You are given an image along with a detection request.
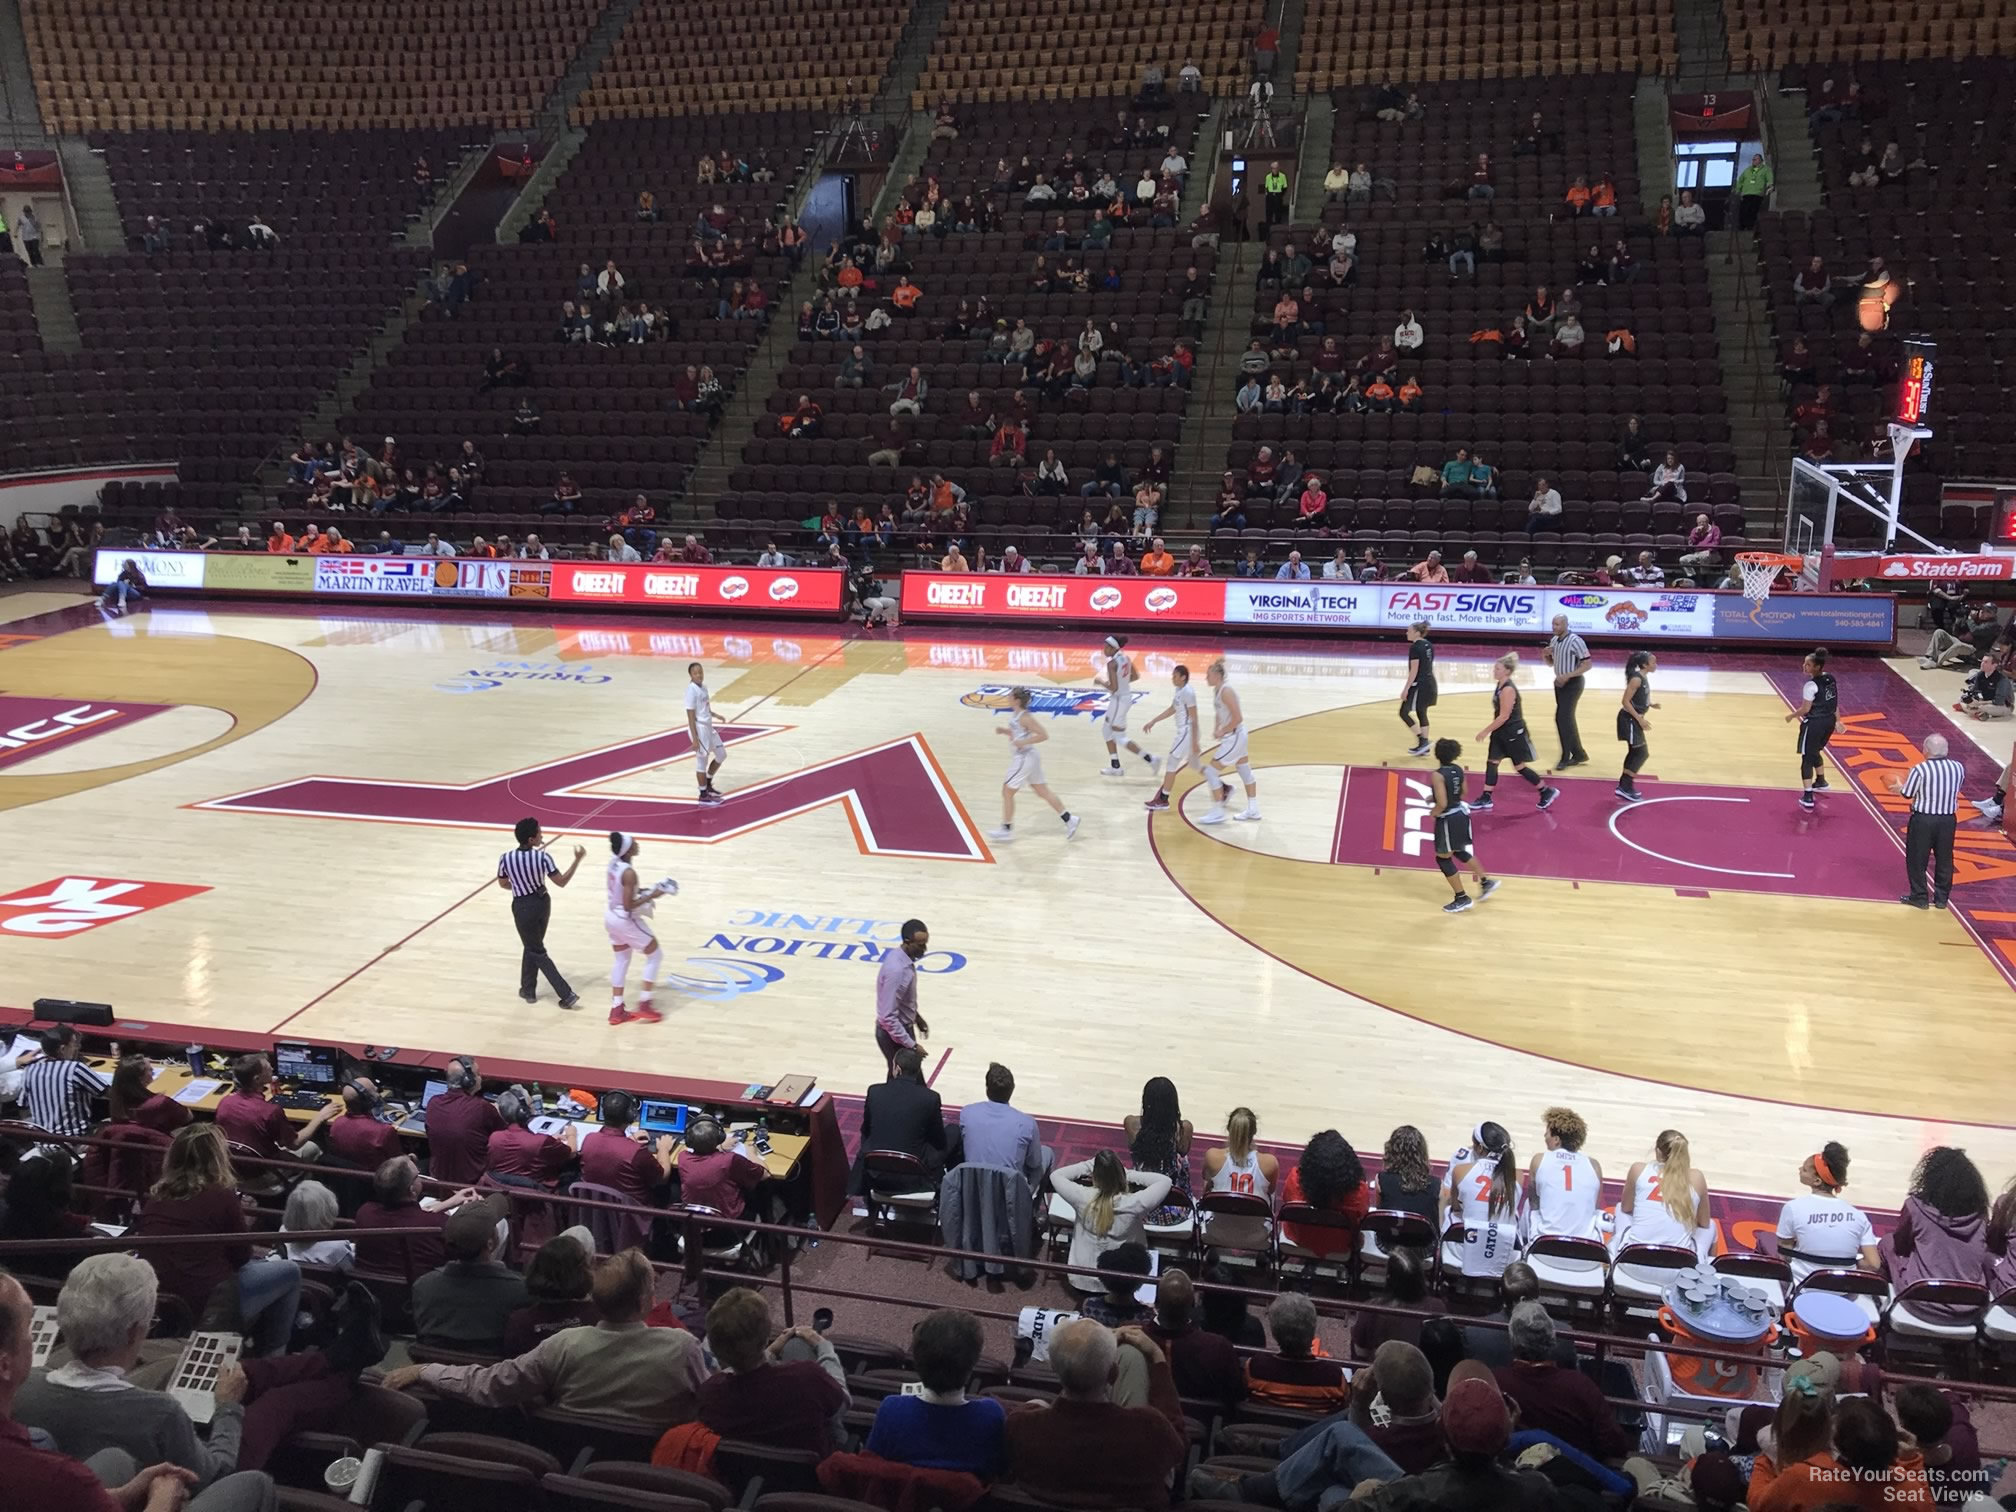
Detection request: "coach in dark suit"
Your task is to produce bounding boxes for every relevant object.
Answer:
[850,1047,948,1193]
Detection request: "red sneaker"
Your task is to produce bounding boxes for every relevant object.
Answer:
[608,1005,633,1025]
[630,1002,664,1024]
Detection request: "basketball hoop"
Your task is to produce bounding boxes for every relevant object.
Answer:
[1735,551,1802,604]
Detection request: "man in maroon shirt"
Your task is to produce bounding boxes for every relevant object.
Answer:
[1492,1303,1631,1462]
[215,1053,337,1175]
[422,1057,503,1185]
[1003,1318,1187,1507]
[322,1077,406,1170]
[673,1115,767,1217]
[484,1085,578,1187]
[1143,1269,1245,1406]
[696,1287,849,1452]
[578,1091,673,1204]
[354,1155,465,1275]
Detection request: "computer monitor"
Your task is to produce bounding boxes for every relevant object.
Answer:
[272,1041,342,1088]
[420,1079,448,1108]
[639,1100,689,1136]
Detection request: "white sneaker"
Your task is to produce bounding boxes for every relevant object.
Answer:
[1978,799,2004,823]
[1234,806,1262,822]
[1199,805,1229,824]
[1145,754,1162,775]
[1099,766,1124,778]
[1063,814,1081,839]
[986,825,1015,841]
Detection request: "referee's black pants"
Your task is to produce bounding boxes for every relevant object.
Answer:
[1904,812,1957,906]
[512,892,575,998]
[1554,675,1588,763]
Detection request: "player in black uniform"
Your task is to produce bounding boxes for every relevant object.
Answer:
[1784,647,1838,811]
[1615,649,1658,802]
[1399,620,1438,757]
[1471,652,1560,812]
[1431,738,1499,913]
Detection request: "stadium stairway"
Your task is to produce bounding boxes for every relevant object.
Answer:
[548,0,648,130]
[1169,239,1254,530]
[1671,0,1730,88]
[1763,83,1823,212]
[883,0,950,116]
[1289,92,1333,223]
[54,138,123,251]
[24,263,77,351]
[496,126,589,243]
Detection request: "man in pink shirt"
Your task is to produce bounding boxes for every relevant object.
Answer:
[579,1091,674,1204]
[674,1115,768,1218]
[215,1053,337,1169]
[1410,550,1451,583]
[1679,514,1723,573]
[873,919,931,1067]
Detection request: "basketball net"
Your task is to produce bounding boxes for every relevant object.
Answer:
[1735,553,1799,604]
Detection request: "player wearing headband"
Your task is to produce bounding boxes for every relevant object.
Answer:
[605,831,677,1025]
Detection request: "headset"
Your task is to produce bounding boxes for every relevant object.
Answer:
[686,1114,726,1153]
[495,1084,535,1126]
[340,1075,378,1114]
[599,1089,637,1128]
[445,1056,481,1094]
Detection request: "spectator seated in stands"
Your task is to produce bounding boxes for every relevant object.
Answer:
[1616,415,1653,472]
[278,1180,352,1271]
[1212,475,1247,532]
[497,1234,601,1355]
[0,1151,94,1274]
[1494,1303,1630,1462]
[1841,331,1885,386]
[1524,478,1563,536]
[1001,1318,1186,1508]
[1644,450,1687,503]
[542,472,582,515]
[1679,515,1723,571]
[1673,189,1707,234]
[14,1252,262,1486]
[1449,550,1490,584]
[412,1196,523,1355]
[1550,313,1585,358]
[1246,1292,1348,1412]
[215,1051,336,1177]
[694,1287,848,1452]
[782,394,823,439]
[486,1082,577,1189]
[1410,550,1450,584]
[387,1247,703,1427]
[676,1111,769,1222]
[1081,1240,1157,1328]
[1296,477,1331,530]
[1081,451,1132,499]
[1749,1394,1933,1512]
[1893,1384,1983,1508]
[478,348,528,393]
[352,1155,463,1275]
[133,1124,301,1357]
[865,1307,1005,1477]
[888,366,929,417]
[1960,654,2015,721]
[1141,538,1175,577]
[1439,447,1477,499]
[1273,549,1310,581]
[1143,1267,1244,1405]
[1793,255,1832,307]
[1622,550,1665,588]
[1236,547,1267,578]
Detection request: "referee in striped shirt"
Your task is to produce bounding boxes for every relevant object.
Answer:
[1546,614,1593,768]
[1886,734,1965,910]
[497,817,586,1008]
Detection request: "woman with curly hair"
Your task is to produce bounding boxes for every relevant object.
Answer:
[1123,1076,1194,1226]
[1281,1129,1369,1258]
[1375,1124,1439,1223]
[1880,1145,1995,1320]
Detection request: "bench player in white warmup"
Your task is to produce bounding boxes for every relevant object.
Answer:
[990,686,1080,842]
[1140,663,1203,812]
[1199,660,1261,824]
[686,661,725,804]
[1526,1106,1603,1241]
[605,831,677,1025]
[1098,635,1159,777]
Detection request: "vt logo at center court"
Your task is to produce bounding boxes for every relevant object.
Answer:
[196,726,991,862]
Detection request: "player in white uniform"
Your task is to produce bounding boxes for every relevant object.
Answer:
[1773,1142,1879,1279]
[1526,1106,1603,1242]
[1613,1127,1714,1259]
[1441,1121,1524,1278]
[1097,635,1158,777]
[1139,664,1202,812]
[990,687,1079,842]
[604,830,677,1025]
[685,662,725,804]
[1199,660,1260,824]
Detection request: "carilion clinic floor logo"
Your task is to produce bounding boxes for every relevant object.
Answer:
[702,908,970,973]
[960,685,1140,719]
[437,659,615,694]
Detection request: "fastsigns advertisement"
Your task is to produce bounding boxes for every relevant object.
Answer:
[1380,584,1547,634]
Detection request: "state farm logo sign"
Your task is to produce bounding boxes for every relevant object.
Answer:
[768,575,799,602]
[928,580,986,607]
[569,569,626,598]
[1145,587,1179,613]
[1089,586,1123,611]
[1006,583,1066,610]
[0,876,211,937]
[643,573,700,600]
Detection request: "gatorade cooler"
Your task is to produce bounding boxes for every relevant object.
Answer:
[1786,1290,1877,1359]
[1657,1266,1779,1399]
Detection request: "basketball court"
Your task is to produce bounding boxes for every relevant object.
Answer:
[3,584,2013,1211]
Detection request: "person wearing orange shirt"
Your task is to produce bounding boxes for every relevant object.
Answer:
[1590,175,1617,217]
[1363,376,1396,412]
[1140,538,1175,576]
[835,259,864,298]
[1398,376,1424,412]
[891,276,922,315]
[266,521,295,553]
[1563,175,1592,215]
[297,524,329,553]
